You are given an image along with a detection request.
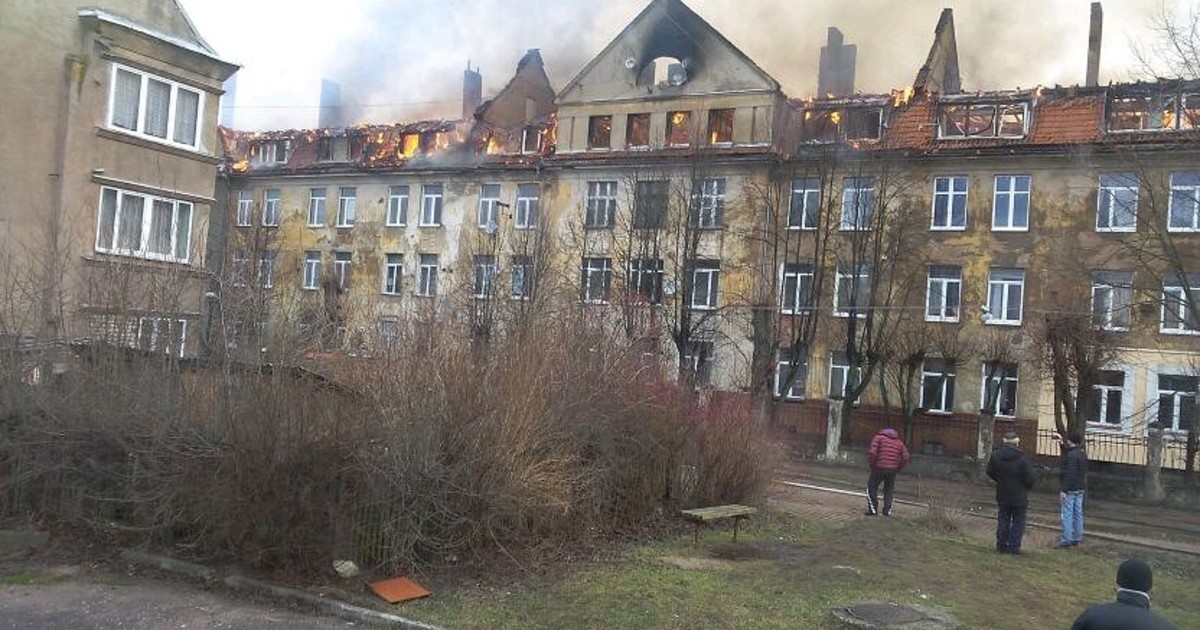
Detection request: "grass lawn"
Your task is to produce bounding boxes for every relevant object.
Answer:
[397,511,1200,629]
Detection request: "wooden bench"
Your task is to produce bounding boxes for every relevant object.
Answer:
[680,504,758,544]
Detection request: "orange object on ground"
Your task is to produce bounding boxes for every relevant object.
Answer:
[368,577,432,603]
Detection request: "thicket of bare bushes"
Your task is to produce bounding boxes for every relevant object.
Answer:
[0,313,777,575]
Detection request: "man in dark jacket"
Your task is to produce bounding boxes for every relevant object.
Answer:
[1071,558,1178,629]
[865,427,910,517]
[985,431,1036,554]
[1058,429,1087,548]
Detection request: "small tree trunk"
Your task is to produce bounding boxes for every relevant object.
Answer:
[1144,425,1167,503]
[825,402,844,462]
[977,412,996,482]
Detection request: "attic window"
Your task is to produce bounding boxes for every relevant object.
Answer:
[800,110,839,143]
[317,137,363,162]
[639,56,688,87]
[845,108,883,140]
[251,139,289,164]
[708,109,734,144]
[521,126,544,153]
[939,102,1027,139]
[399,133,419,158]
[667,110,692,147]
[627,113,650,149]
[588,115,612,150]
[1107,92,1200,132]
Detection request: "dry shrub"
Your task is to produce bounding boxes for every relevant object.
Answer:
[916,480,972,533]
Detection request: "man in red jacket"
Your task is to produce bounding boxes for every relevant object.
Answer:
[866,427,911,516]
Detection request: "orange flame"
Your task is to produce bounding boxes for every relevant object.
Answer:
[891,86,915,107]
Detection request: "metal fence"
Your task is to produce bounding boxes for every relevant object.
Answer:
[1034,428,1195,471]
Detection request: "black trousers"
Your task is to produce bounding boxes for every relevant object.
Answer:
[996,505,1028,553]
[866,470,897,515]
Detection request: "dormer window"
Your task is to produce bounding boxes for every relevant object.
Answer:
[251,139,289,165]
[799,106,883,143]
[521,126,544,153]
[1107,92,1200,132]
[317,136,363,162]
[939,102,1027,139]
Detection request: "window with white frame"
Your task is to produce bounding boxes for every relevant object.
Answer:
[262,189,280,227]
[236,190,253,227]
[1087,369,1127,429]
[781,262,815,314]
[840,176,874,230]
[251,140,288,165]
[1168,172,1200,231]
[417,254,438,296]
[980,362,1018,417]
[1155,373,1197,432]
[690,178,725,228]
[1162,273,1200,334]
[834,264,870,317]
[302,251,321,290]
[258,252,275,289]
[986,268,1025,325]
[135,316,188,357]
[789,177,820,230]
[231,251,247,287]
[926,265,962,322]
[931,176,967,229]
[629,258,663,304]
[580,257,612,303]
[992,175,1031,230]
[774,346,808,400]
[689,260,720,310]
[920,358,956,413]
[387,185,409,226]
[1092,270,1133,330]
[308,188,326,227]
[383,253,403,295]
[379,317,399,348]
[1097,173,1138,232]
[478,184,500,229]
[515,183,540,229]
[420,184,443,226]
[108,64,203,149]
[682,339,715,386]
[586,181,617,228]
[333,252,352,290]
[829,352,862,402]
[95,187,193,263]
[336,187,357,227]
[473,255,497,298]
[511,255,534,300]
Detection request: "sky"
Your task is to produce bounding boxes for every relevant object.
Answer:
[178,0,1175,131]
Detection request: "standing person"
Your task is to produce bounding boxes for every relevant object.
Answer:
[865,426,910,517]
[1058,429,1087,548]
[985,431,1036,554]
[1071,558,1178,629]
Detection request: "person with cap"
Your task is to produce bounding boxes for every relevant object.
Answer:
[865,426,910,517]
[985,431,1036,554]
[1058,429,1088,548]
[1071,558,1178,629]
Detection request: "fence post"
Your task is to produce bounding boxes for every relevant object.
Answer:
[825,402,843,462]
[1144,424,1166,504]
[976,412,996,480]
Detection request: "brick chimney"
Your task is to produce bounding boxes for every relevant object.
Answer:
[817,27,856,97]
[1086,2,1103,87]
[463,63,483,120]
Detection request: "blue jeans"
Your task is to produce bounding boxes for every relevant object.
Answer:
[1060,490,1084,544]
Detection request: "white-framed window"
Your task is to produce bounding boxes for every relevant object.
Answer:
[387,185,409,226]
[586,181,617,229]
[992,175,1031,230]
[580,257,612,304]
[1162,273,1200,334]
[840,176,874,230]
[379,317,399,348]
[780,262,815,314]
[1154,372,1197,432]
[336,187,357,227]
[333,251,352,290]
[417,254,438,296]
[258,252,275,289]
[511,255,534,300]
[985,268,1025,325]
[829,352,862,402]
[478,184,501,229]
[682,339,715,386]
[939,102,1027,139]
[108,63,203,150]
[515,183,540,229]
[980,362,1019,417]
[231,251,247,288]
[1097,173,1138,232]
[383,253,403,295]
[302,251,321,290]
[473,255,497,298]
[236,190,254,227]
[629,258,664,305]
[1092,270,1132,331]
[95,187,193,263]
[789,177,820,230]
[135,316,188,358]
[420,184,443,227]
[262,189,280,227]
[691,178,725,229]
[926,265,962,322]
[1087,369,1128,430]
[251,140,289,165]
[834,264,869,318]
[774,346,808,400]
[308,188,327,227]
[1168,171,1200,231]
[931,176,967,230]
[689,260,720,310]
[920,358,955,413]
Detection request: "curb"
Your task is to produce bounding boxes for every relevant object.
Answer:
[121,549,447,629]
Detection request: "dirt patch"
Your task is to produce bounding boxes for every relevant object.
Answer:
[659,556,738,571]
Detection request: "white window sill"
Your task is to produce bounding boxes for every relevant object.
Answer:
[925,316,961,323]
[990,226,1030,232]
[105,124,204,155]
[418,224,442,228]
[1095,227,1136,233]
[929,225,966,231]
[786,225,818,231]
[1085,423,1130,435]
[781,309,816,316]
[385,223,407,228]
[1159,327,1200,336]
[1166,227,1200,233]
[984,319,1022,327]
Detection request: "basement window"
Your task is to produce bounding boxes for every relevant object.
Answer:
[626,113,650,149]
[707,109,734,144]
[588,115,612,150]
[667,110,692,147]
